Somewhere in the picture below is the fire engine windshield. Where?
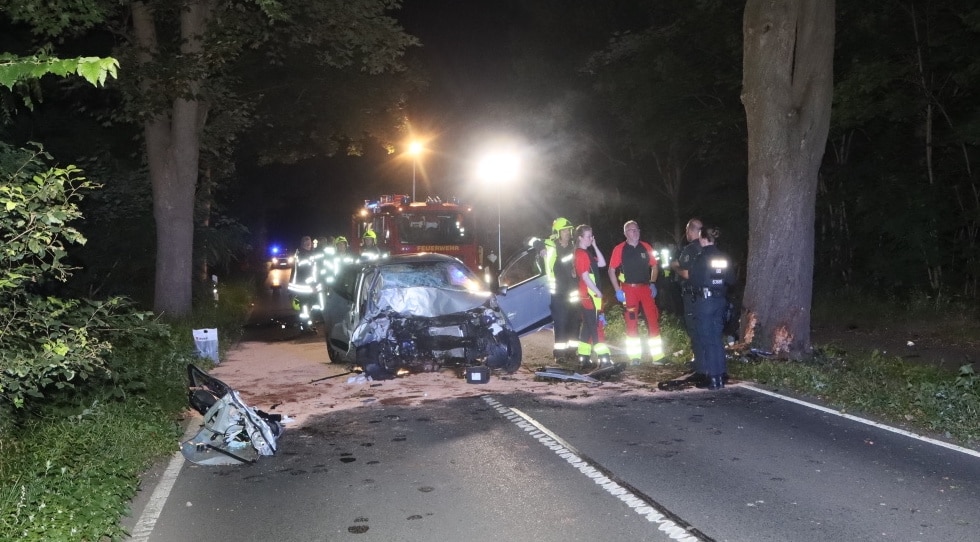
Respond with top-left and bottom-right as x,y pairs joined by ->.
397,212 -> 474,245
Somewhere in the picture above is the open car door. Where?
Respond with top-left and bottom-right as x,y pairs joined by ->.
494,245 -> 552,335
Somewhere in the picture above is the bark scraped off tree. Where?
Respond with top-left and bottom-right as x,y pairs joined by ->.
740,0 -> 835,358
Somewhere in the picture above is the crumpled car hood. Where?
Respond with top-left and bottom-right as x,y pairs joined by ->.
351,286 -> 497,345
375,286 -> 491,317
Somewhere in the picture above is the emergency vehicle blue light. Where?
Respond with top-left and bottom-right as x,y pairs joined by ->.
270,245 -> 281,256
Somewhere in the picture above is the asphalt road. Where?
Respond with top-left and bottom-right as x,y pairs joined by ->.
126,279 -> 980,541
132,385 -> 980,542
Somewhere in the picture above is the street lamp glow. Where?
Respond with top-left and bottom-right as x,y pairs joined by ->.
476,152 -> 520,184
475,150 -> 521,270
408,140 -> 424,202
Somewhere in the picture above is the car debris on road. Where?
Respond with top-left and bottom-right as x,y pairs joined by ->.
181,364 -> 284,466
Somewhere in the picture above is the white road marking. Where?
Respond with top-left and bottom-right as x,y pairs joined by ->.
739,384 -> 980,459
128,451 -> 185,541
128,419 -> 201,541
483,396 -> 712,542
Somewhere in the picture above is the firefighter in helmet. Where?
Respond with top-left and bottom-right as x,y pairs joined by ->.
544,217 -> 579,363
288,235 -> 318,330
360,229 -> 381,260
335,236 -> 349,255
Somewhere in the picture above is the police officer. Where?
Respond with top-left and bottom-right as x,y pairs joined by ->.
608,220 -> 665,364
671,218 -> 704,378
573,224 -> 611,370
544,217 -> 579,363
688,225 -> 734,390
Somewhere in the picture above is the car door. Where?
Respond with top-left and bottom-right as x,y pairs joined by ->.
494,245 -> 552,335
349,266 -> 377,335
322,262 -> 359,362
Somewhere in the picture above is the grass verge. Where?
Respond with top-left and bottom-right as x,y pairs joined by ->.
0,280 -> 253,541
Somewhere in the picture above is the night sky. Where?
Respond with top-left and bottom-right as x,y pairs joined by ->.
245,0 -> 569,255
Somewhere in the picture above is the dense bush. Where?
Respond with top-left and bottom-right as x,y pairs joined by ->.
0,144 -> 131,419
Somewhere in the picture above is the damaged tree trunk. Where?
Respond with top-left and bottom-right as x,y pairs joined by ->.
739,0 -> 835,358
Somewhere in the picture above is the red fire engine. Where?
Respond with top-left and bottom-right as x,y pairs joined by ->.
352,194 -> 483,270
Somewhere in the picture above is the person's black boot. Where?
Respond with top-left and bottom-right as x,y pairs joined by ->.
707,375 -> 724,390
579,355 -> 595,371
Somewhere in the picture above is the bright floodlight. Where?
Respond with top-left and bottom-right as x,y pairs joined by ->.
476,151 -> 520,183
408,140 -> 424,156
475,149 -> 522,271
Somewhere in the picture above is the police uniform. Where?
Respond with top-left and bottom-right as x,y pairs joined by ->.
688,244 -> 734,389
608,240 -> 665,363
677,239 -> 703,372
544,221 -> 579,362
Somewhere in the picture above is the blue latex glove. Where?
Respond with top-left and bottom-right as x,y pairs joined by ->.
650,283 -> 658,298
598,313 -> 607,326
615,289 -> 626,303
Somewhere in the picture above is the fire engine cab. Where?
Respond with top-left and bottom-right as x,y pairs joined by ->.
352,194 -> 483,270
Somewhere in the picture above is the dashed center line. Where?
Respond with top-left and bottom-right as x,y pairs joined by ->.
483,396 -> 714,542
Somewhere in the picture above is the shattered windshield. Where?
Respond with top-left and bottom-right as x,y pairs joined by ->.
397,212 -> 474,245
379,261 -> 483,293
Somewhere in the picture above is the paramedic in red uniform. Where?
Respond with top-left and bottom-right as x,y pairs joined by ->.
608,220 -> 665,364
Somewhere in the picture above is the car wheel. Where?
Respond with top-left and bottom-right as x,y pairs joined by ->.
357,343 -> 397,380
327,340 -> 345,364
486,330 -> 522,373
322,318 -> 345,364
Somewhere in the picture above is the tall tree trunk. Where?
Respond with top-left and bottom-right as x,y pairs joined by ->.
740,0 -> 835,358
133,0 -> 210,317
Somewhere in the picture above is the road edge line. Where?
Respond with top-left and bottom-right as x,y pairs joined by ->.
739,383 -> 980,459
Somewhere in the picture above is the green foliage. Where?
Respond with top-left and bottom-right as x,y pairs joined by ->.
0,400 -> 181,540
0,327 -> 192,541
0,275 -> 253,540
818,0 -> 980,297
0,143 -> 131,413
583,0 -> 746,239
0,144 -> 89,285
0,0 -> 114,38
0,52 -> 118,117
0,54 -> 118,90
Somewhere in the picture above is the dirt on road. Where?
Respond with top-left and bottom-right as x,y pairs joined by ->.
209,329 -> 674,428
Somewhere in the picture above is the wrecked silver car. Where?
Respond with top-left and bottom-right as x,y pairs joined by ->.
320,253 -> 522,379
